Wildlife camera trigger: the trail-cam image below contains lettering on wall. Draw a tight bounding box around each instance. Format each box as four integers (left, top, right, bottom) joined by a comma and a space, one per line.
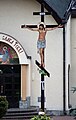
2, 35, 24, 54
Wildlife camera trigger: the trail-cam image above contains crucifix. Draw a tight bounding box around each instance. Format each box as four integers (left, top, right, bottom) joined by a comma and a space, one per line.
33, 3, 51, 112
21, 2, 62, 112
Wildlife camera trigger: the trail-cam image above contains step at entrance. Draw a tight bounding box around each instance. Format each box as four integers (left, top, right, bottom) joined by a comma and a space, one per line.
2, 107, 39, 119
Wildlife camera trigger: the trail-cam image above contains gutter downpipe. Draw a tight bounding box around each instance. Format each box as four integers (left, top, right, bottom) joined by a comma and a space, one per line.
63, 24, 66, 115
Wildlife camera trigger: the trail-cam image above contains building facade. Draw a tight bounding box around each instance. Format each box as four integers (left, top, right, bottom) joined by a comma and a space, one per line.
0, 0, 76, 114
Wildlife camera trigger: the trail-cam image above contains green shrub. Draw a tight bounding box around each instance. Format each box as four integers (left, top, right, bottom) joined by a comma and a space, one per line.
0, 96, 8, 118
31, 114, 51, 120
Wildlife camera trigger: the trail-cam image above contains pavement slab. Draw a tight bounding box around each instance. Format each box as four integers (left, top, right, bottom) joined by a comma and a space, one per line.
52, 116, 75, 120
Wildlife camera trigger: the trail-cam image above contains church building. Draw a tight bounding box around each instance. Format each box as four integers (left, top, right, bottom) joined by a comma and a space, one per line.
0, 0, 76, 115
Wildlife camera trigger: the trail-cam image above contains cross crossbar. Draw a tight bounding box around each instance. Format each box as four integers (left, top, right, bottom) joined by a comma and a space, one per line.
33, 12, 51, 15
21, 24, 60, 28
35, 60, 50, 77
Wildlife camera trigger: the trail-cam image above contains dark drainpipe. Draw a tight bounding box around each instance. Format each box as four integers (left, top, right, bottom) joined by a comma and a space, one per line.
63, 24, 66, 115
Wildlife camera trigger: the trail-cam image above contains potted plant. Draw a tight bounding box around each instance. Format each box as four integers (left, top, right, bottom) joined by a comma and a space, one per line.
0, 96, 8, 118
31, 111, 51, 120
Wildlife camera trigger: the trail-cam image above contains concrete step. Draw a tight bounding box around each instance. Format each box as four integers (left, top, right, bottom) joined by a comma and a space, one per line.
2, 107, 39, 119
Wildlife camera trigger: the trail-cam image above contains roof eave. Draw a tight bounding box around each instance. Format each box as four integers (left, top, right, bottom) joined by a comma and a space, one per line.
71, 8, 76, 18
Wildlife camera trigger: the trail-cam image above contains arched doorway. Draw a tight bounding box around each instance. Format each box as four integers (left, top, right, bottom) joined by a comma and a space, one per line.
0, 41, 21, 108
0, 33, 31, 108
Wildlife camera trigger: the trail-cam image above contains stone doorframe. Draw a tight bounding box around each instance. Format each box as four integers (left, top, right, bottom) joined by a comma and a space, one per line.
20, 64, 31, 108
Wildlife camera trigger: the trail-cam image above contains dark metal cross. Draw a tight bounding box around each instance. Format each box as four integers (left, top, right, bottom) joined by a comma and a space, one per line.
33, 3, 51, 112
21, 3, 59, 112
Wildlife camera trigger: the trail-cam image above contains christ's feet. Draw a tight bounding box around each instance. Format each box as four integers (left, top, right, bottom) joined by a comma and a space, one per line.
40, 63, 45, 68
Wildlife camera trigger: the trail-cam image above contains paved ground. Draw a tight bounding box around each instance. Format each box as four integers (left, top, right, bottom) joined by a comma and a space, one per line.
51, 116, 76, 120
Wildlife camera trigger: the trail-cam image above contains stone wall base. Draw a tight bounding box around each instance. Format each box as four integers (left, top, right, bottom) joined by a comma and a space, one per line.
19, 97, 30, 108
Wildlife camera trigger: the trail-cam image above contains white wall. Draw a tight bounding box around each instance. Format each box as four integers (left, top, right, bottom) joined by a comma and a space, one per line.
65, 16, 71, 110
0, 0, 63, 110
70, 18, 76, 108
45, 28, 63, 110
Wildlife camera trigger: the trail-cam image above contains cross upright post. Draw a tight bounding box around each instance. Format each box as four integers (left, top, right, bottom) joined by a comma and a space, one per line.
41, 3, 44, 22
33, 3, 51, 112
40, 3, 45, 112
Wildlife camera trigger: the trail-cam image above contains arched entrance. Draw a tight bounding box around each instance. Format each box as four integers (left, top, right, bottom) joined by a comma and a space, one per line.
0, 33, 31, 108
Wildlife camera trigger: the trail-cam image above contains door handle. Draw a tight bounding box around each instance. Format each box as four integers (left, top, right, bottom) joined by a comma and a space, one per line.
1, 85, 3, 93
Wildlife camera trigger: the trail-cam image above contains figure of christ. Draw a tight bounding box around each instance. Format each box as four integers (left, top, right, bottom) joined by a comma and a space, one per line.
21, 22, 62, 67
